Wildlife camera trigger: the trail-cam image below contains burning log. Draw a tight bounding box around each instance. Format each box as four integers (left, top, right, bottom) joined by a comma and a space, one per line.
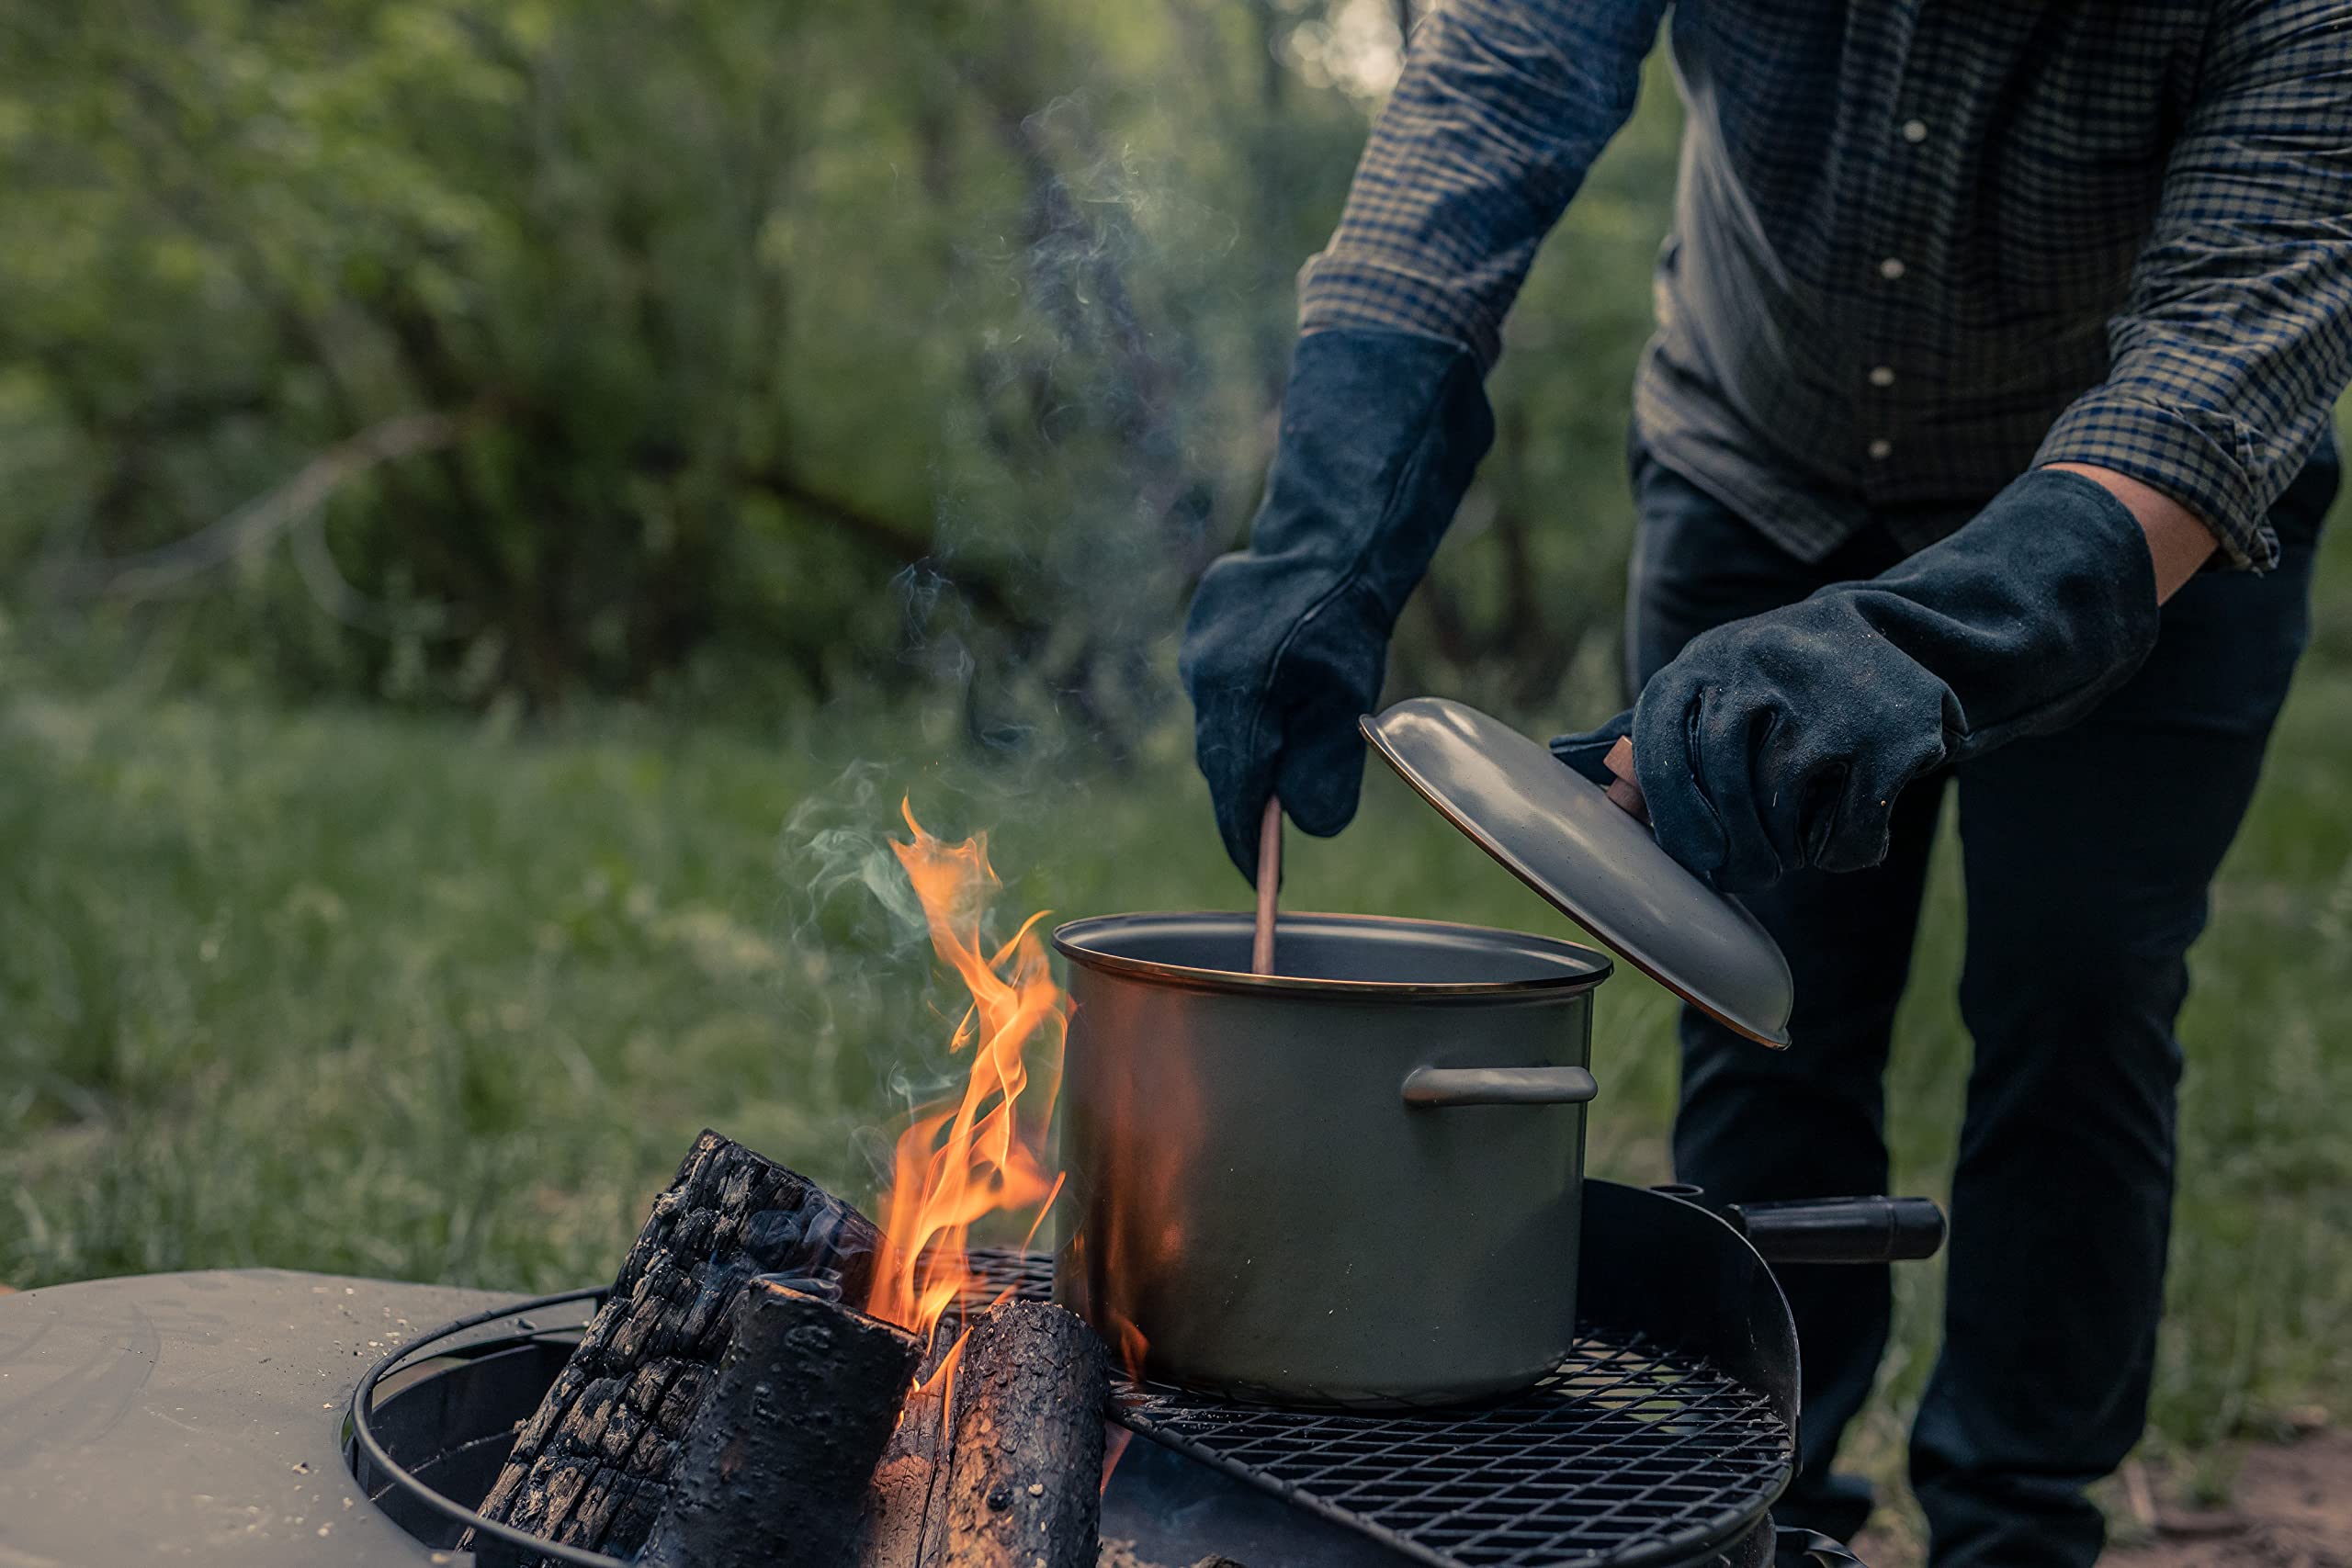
857, 1337, 957, 1568
858, 804, 1104, 1567
464, 1127, 1112, 1568
467, 1130, 883, 1560
473, 810, 1105, 1565
859, 1302, 1110, 1568
638, 1278, 920, 1568
939, 1300, 1110, 1568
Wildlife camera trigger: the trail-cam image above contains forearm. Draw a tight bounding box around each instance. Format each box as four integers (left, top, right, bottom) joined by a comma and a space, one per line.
1298, 0, 1666, 367
2032, 1, 2352, 574
2040, 462, 2216, 604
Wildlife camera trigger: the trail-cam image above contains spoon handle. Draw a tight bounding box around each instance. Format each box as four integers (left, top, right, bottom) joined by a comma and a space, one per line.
1251, 795, 1283, 975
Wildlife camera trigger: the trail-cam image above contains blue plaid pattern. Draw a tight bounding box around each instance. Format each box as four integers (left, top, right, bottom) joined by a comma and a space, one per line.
1300, 0, 2352, 569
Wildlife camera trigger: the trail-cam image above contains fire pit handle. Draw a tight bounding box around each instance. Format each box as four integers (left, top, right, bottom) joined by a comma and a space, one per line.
1401, 1064, 1600, 1108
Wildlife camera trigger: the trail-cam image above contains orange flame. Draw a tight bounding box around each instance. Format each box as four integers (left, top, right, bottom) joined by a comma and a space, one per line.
866, 801, 1069, 1351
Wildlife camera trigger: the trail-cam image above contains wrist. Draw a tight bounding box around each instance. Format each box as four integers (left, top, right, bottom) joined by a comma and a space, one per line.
2039, 462, 2215, 603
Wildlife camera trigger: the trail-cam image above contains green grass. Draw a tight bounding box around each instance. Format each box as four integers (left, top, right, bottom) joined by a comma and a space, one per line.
5, 552, 2351, 1520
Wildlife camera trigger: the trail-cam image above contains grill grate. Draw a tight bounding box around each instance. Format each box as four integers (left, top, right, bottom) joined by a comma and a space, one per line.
966, 1248, 1791, 1568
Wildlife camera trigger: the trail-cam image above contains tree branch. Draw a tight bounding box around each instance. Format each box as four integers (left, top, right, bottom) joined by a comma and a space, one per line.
739, 465, 1043, 640
52, 404, 495, 602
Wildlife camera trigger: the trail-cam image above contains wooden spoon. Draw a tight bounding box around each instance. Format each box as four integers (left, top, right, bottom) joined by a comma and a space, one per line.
1251, 795, 1283, 975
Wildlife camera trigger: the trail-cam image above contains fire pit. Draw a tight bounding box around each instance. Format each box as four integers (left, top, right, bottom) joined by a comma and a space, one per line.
335, 1179, 1910, 1568
0, 1167, 1917, 1568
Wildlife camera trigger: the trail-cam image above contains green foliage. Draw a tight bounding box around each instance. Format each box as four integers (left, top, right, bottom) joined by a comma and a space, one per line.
0, 0, 1675, 732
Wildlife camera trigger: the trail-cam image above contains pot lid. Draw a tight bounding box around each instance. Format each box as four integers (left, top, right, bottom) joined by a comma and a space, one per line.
1361, 696, 1793, 1047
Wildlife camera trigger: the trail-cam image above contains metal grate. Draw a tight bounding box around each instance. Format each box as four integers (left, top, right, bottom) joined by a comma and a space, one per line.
967, 1248, 1791, 1568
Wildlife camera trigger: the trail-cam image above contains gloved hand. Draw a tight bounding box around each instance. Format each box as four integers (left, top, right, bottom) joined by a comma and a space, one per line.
1554, 468, 2163, 893
1181, 328, 1494, 883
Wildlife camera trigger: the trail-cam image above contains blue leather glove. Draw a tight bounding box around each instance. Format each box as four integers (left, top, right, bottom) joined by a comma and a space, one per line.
1182, 328, 1494, 884
1554, 468, 2162, 893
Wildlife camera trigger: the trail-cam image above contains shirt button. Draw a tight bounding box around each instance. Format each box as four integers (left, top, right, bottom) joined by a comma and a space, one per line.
1869, 366, 1896, 388
1868, 438, 1894, 461
1879, 256, 1906, 281
1901, 118, 1928, 143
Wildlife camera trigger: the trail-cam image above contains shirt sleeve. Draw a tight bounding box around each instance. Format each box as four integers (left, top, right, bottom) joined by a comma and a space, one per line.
2035, 0, 2352, 570
1297, 0, 1669, 369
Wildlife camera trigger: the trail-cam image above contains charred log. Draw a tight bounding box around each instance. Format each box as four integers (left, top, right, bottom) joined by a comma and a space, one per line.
861, 1302, 1111, 1568
467, 1131, 883, 1560
857, 1334, 957, 1568
940, 1300, 1110, 1568
465, 1131, 1107, 1567
638, 1279, 920, 1568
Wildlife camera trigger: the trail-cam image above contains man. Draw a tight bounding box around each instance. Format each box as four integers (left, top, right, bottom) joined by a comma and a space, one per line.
1178, 4, 2352, 1564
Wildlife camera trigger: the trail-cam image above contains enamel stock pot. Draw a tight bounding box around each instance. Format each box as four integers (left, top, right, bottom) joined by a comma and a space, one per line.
1050, 698, 1831, 1407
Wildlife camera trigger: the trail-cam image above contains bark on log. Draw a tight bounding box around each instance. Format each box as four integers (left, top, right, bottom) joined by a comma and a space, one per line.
940, 1300, 1109, 1568
467, 1131, 884, 1561
638, 1280, 920, 1568
857, 1335, 957, 1568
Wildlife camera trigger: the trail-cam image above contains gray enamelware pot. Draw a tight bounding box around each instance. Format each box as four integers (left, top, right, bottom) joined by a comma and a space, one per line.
1051, 910, 1611, 1407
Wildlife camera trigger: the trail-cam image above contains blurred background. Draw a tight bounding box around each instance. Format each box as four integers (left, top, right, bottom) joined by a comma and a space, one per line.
3, 1, 2346, 1549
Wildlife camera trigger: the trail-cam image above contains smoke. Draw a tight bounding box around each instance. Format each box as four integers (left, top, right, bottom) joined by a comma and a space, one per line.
890, 80, 1273, 769
775, 760, 1051, 1193
782, 763, 931, 949
772, 17, 1375, 1186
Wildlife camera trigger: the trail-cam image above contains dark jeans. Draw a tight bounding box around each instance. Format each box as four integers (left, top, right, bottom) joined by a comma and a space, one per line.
1624, 440, 2335, 1568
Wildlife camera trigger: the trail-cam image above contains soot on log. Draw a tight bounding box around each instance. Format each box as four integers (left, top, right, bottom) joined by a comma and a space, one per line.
637, 1278, 919, 1568
860, 1301, 1111, 1568
466, 1130, 883, 1561
940, 1299, 1109, 1568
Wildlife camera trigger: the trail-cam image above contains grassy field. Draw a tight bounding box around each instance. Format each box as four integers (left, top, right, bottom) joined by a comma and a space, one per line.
6, 544, 2352, 1532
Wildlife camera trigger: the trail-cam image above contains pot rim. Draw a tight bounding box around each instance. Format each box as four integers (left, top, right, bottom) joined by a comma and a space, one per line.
1050, 909, 1613, 999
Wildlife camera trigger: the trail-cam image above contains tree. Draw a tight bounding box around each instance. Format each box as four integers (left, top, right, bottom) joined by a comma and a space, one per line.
0, 0, 1681, 738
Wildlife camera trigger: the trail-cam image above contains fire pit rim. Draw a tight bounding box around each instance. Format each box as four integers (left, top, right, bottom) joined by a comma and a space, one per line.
1051, 909, 1614, 999
345, 1286, 628, 1568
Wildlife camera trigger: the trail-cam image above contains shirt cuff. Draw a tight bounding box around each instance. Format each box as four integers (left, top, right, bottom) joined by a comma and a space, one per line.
2032, 391, 2275, 570
1297, 252, 1505, 371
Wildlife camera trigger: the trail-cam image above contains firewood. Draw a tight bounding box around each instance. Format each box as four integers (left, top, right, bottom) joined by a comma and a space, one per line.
857, 1336, 956, 1568
467, 1130, 884, 1561
939, 1300, 1109, 1568
861, 1303, 1110, 1568
638, 1279, 920, 1568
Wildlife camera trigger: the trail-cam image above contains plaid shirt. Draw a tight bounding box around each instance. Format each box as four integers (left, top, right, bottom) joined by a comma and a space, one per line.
1299, 0, 2352, 569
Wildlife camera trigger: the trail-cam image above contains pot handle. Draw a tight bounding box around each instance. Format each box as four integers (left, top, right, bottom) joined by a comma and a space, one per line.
1775, 1528, 1866, 1565
1401, 1064, 1600, 1109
